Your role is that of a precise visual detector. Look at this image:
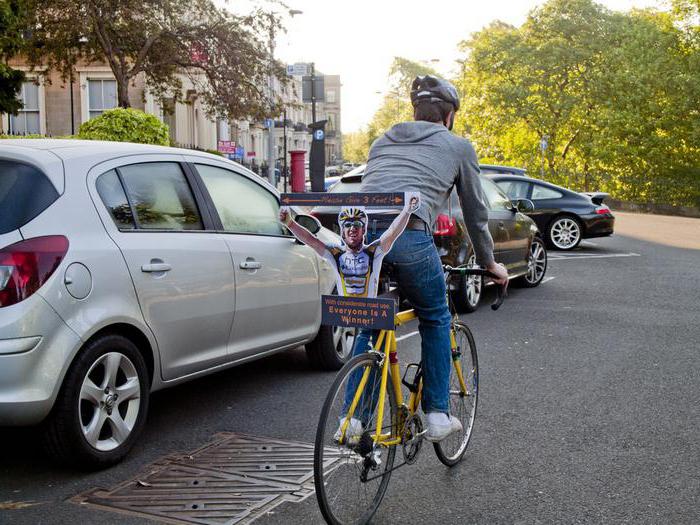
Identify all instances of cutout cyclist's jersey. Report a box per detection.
[323,241,386,298]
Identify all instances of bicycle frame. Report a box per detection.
[338,308,466,448]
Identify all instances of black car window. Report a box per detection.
[479,177,512,211]
[531,184,563,200]
[0,160,59,234]
[497,180,531,200]
[119,162,203,230]
[194,164,284,235]
[96,170,136,229]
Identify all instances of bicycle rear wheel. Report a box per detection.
[314,352,397,525]
[434,321,479,466]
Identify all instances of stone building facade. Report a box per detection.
[1,59,342,175]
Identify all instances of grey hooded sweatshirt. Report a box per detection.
[361,121,495,266]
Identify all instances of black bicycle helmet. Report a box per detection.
[410,75,460,112]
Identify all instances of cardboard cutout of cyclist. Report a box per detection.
[279,192,420,300]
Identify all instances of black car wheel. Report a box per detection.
[547,216,582,250]
[515,236,547,288]
[452,253,482,313]
[43,334,150,469]
[306,324,353,371]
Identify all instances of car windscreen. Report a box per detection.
[0,159,59,234]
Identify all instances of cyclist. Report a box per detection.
[359,75,508,442]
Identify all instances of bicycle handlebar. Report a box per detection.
[443,265,508,311]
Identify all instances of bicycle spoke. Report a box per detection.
[434,323,479,466]
[315,354,397,524]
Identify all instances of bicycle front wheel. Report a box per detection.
[434,321,479,466]
[314,352,397,525]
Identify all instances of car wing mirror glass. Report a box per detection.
[514,199,535,213]
[295,213,322,234]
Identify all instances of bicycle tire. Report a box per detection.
[434,321,479,466]
[314,352,398,525]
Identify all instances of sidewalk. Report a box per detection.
[613,211,700,250]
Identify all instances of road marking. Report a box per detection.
[396,331,419,342]
[541,276,556,284]
[549,252,640,261]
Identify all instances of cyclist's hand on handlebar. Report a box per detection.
[486,262,509,287]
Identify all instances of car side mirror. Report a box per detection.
[513,199,535,213]
[295,214,322,234]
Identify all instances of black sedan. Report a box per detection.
[312,167,548,313]
[488,174,615,250]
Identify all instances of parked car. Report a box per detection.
[305,175,342,192]
[311,165,547,312]
[0,139,344,468]
[487,173,615,250]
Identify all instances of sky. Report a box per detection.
[224,0,664,133]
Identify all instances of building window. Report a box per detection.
[88,79,117,119]
[9,81,40,135]
[326,89,336,103]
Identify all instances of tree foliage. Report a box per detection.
[455,0,700,207]
[0,0,27,114]
[20,0,287,122]
[77,107,170,145]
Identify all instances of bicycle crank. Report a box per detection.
[401,414,425,464]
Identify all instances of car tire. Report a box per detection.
[547,215,582,250]
[514,236,547,288]
[451,253,482,313]
[43,334,150,470]
[306,324,353,371]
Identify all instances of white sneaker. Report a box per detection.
[334,417,364,445]
[425,412,463,443]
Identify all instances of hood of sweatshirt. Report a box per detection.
[384,121,448,143]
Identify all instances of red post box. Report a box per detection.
[290,150,306,193]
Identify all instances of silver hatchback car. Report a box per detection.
[0,140,343,468]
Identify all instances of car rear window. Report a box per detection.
[0,159,59,234]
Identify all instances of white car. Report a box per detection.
[0,140,345,468]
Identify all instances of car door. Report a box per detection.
[92,159,235,381]
[189,161,320,358]
[479,177,530,267]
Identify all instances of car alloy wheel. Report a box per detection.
[549,217,581,250]
[525,237,547,285]
[464,254,482,309]
[79,352,142,452]
[332,326,355,360]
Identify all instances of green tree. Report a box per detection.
[456,0,700,206]
[0,0,27,114]
[20,0,287,121]
[342,130,371,164]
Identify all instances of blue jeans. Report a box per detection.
[343,228,452,417]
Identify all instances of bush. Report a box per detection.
[78,107,169,146]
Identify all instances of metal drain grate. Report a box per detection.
[74,433,343,525]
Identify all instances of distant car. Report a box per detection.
[488,174,615,250]
[0,139,342,468]
[311,165,547,312]
[305,175,342,192]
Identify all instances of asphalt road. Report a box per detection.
[1,216,699,525]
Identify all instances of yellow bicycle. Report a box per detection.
[313,265,505,525]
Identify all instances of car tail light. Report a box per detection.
[434,214,457,236]
[0,236,69,308]
[595,205,612,215]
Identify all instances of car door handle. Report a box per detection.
[141,262,172,273]
[240,260,262,270]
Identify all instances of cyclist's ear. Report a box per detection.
[444,110,455,130]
